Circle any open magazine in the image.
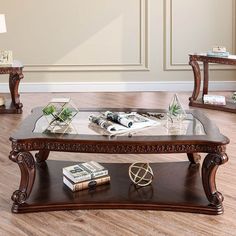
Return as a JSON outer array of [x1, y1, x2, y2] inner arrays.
[[89, 111, 160, 135]]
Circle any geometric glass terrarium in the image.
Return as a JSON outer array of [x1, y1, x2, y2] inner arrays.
[[165, 94, 187, 134], [42, 98, 78, 133], [168, 94, 187, 122]]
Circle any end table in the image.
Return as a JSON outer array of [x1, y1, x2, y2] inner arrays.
[[0, 60, 24, 114], [189, 53, 236, 113]]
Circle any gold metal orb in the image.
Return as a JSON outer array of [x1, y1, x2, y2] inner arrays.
[[128, 162, 154, 187]]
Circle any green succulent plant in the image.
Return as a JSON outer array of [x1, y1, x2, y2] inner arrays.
[[56, 108, 73, 122], [43, 105, 56, 116], [43, 105, 73, 123], [168, 103, 181, 117]]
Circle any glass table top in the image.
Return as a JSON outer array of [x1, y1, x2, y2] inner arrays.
[[33, 110, 206, 137]]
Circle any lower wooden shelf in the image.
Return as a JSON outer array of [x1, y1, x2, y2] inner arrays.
[[190, 99, 236, 113], [12, 160, 222, 214], [0, 99, 22, 114]]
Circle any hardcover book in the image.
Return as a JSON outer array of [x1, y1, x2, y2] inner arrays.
[[63, 175, 111, 191], [62, 161, 108, 183], [207, 51, 229, 58]]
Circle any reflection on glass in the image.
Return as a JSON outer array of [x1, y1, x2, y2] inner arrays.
[[33, 115, 78, 135], [33, 111, 206, 136]]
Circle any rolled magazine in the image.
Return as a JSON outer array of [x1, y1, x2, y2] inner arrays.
[[89, 115, 116, 132], [104, 111, 133, 128]]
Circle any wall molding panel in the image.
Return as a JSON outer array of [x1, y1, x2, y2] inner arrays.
[[1, 1, 235, 84], [164, 0, 236, 71], [23, 0, 149, 72]]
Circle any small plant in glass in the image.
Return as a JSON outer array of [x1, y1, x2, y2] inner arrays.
[[165, 94, 186, 133], [232, 92, 236, 103], [42, 98, 78, 133], [168, 94, 187, 122]]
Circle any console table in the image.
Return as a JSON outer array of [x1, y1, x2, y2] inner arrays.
[[0, 60, 24, 114], [9, 108, 229, 215], [189, 54, 236, 113]]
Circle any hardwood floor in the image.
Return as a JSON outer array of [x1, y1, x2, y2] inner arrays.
[[0, 91, 236, 236]]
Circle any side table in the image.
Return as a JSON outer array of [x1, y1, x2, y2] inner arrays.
[[189, 54, 236, 113], [0, 60, 24, 114]]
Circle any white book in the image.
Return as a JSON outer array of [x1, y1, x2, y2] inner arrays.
[[203, 95, 226, 105], [0, 96, 5, 106], [62, 161, 108, 183]]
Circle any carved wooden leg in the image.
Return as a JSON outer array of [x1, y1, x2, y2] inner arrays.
[[187, 153, 201, 164], [203, 62, 209, 97], [189, 59, 201, 105], [35, 150, 50, 163], [9, 151, 35, 207], [202, 153, 228, 206], [9, 71, 24, 113]]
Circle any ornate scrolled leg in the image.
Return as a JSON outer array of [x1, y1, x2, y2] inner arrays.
[[202, 153, 228, 206], [187, 153, 201, 164], [9, 151, 35, 205], [189, 59, 201, 105], [9, 71, 24, 113], [203, 62, 209, 96], [35, 150, 50, 163]]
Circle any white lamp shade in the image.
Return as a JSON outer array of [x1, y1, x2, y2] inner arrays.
[[0, 14, 7, 33]]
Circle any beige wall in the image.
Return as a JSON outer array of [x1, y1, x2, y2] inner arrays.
[[0, 0, 236, 90]]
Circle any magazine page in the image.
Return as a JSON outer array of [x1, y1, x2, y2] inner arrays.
[[89, 115, 118, 132], [89, 112, 160, 135]]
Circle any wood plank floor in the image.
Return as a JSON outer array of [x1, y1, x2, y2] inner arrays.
[[0, 91, 236, 236]]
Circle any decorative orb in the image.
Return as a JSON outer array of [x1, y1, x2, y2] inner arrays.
[[128, 162, 154, 187]]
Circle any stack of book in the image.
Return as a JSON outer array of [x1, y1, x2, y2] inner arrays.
[[207, 46, 229, 58], [63, 161, 110, 191]]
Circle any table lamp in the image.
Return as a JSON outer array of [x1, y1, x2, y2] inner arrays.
[[0, 14, 6, 106]]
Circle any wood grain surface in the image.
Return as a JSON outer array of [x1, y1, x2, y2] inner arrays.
[[0, 91, 236, 236]]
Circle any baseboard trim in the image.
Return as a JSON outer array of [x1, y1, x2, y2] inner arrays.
[[0, 81, 235, 93]]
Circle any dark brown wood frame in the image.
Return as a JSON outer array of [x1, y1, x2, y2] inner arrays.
[[9, 108, 229, 214], [0, 61, 24, 114], [189, 54, 236, 113]]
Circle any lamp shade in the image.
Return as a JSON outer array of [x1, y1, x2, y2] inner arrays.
[[0, 14, 7, 33]]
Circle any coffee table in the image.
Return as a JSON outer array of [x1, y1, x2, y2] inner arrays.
[[9, 108, 229, 214]]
